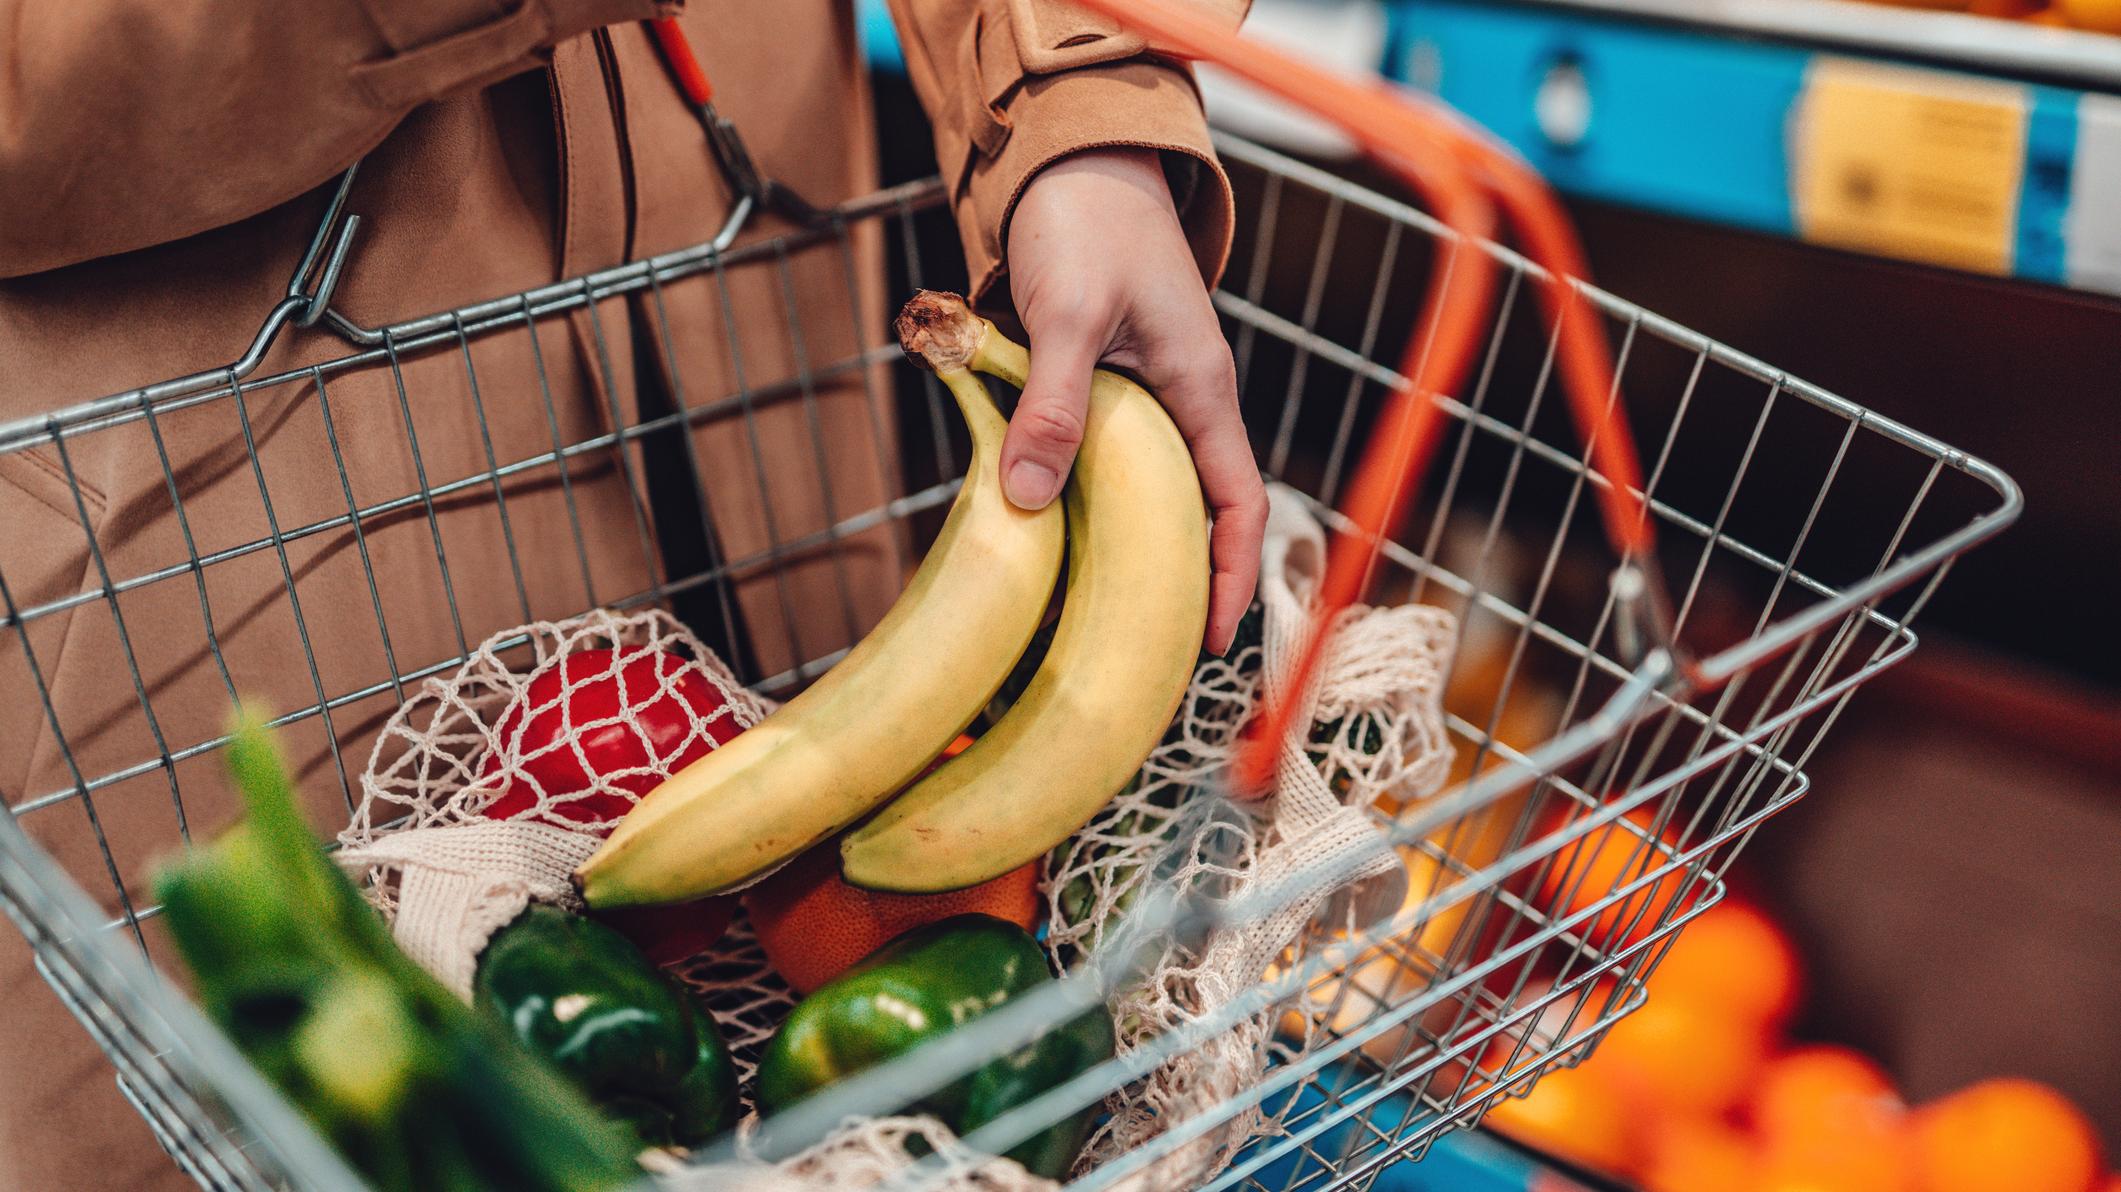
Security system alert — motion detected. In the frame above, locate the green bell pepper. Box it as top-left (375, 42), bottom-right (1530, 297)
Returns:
top-left (476, 905), bottom-right (737, 1149)
top-left (756, 914), bottom-right (1114, 1180)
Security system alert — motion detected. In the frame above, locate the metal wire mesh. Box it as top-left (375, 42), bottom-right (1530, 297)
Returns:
top-left (0, 133), bottom-right (2018, 1191)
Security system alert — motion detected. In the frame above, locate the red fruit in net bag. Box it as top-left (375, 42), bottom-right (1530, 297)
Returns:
top-left (480, 646), bottom-right (747, 963)
top-left (479, 647), bottom-right (744, 824)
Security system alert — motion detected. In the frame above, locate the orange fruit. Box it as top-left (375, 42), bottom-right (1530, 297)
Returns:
top-left (1757, 1123), bottom-right (1915, 1192)
top-left (1484, 1063), bottom-right (1638, 1176)
top-left (745, 834), bottom-right (1041, 994)
top-left (2055, 0), bottom-right (2121, 30)
top-left (1587, 991), bottom-right (1769, 1119)
top-left (1755, 1065), bottom-right (1916, 1192)
top-left (1910, 1079), bottom-right (2105, 1192)
top-left (1752, 1046), bottom-right (1901, 1144)
top-left (1649, 900), bottom-right (1802, 1031)
top-left (1641, 1117), bottom-right (1758, 1192)
top-left (1533, 810), bottom-right (1694, 954)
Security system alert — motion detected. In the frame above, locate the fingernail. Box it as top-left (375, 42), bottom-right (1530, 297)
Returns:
top-left (1006, 461), bottom-right (1061, 510)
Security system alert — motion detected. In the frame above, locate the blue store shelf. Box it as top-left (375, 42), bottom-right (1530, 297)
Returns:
top-left (1395, 7), bottom-right (1808, 237)
top-left (1384, 0), bottom-right (2121, 295)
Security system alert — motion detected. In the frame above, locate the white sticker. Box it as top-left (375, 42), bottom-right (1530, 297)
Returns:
top-left (2065, 93), bottom-right (2121, 298)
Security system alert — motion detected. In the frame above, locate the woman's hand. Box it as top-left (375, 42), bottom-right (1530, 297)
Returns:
top-left (1003, 147), bottom-right (1265, 655)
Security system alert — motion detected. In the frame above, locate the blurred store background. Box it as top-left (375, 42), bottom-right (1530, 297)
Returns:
top-left (862, 0), bottom-right (2119, 1186)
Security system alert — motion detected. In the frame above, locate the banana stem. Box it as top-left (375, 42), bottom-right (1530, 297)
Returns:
top-left (969, 330), bottom-right (1029, 390)
top-left (934, 367), bottom-right (1009, 461)
top-left (894, 288), bottom-right (1034, 391)
top-left (897, 291), bottom-right (1013, 455)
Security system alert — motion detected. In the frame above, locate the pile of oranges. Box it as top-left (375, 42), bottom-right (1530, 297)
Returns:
top-left (1485, 899), bottom-right (2113, 1191)
top-left (1869, 0), bottom-right (2121, 35)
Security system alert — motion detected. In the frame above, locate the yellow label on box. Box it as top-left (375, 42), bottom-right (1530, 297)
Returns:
top-left (1792, 59), bottom-right (2028, 276)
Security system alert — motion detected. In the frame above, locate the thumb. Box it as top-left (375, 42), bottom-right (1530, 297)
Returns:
top-left (1000, 318), bottom-right (1101, 510)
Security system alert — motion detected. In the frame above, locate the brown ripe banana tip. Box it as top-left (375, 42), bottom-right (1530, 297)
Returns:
top-left (573, 292), bottom-right (1064, 908)
top-left (840, 298), bottom-right (1212, 894)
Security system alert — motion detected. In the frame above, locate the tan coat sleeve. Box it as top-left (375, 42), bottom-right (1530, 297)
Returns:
top-left (885, 0), bottom-right (1243, 303)
top-left (0, 0), bottom-right (673, 279)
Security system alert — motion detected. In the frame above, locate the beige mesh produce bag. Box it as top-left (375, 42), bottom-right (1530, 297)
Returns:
top-left (336, 607), bottom-right (766, 996)
top-left (340, 487), bottom-right (1455, 1189)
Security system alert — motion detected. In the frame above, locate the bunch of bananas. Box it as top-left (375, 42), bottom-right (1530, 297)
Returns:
top-left (576, 291), bottom-right (1210, 905)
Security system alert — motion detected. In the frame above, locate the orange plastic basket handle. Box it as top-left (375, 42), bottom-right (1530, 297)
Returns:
top-left (1065, 0), bottom-right (1654, 791)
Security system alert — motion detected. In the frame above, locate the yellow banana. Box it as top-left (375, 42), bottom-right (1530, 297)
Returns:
top-left (840, 308), bottom-right (1211, 892)
top-left (575, 292), bottom-right (1066, 908)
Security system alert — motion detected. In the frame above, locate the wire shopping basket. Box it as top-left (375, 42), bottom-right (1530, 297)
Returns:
top-left (0, 120), bottom-right (2017, 1191)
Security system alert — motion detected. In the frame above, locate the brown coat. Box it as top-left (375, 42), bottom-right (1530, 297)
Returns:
top-left (0, 1), bottom-right (1234, 1185)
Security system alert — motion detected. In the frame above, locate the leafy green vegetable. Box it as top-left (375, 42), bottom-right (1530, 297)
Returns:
top-left (156, 706), bottom-right (641, 1192)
